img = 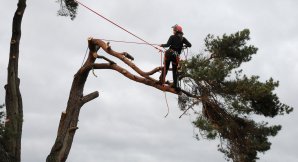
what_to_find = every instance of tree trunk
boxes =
[46,39,99,162]
[2,1,26,162]
[0,143,11,162]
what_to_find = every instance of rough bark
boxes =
[0,143,11,162]
[2,1,26,162]
[46,38,98,162]
[47,38,191,162]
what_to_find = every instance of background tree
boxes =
[1,0,26,162]
[1,1,75,161]
[178,29,293,162]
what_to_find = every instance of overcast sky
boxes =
[1,0,298,162]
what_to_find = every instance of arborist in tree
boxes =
[158,24,192,91]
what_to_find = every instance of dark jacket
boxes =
[161,33,192,54]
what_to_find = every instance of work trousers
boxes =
[160,50,180,88]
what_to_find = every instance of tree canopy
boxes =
[178,29,293,162]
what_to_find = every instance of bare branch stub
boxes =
[81,91,99,104]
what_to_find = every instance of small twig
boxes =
[179,107,193,118]
[97,55,116,64]
[180,89,202,100]
[92,68,98,77]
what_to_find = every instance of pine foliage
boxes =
[56,0,78,20]
[178,29,293,162]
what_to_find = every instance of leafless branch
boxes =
[91,39,158,82]
[81,91,99,104]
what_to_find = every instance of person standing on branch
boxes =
[158,24,192,91]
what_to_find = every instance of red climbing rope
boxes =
[74,0,162,52]
[98,38,159,46]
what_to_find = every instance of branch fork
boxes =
[88,38,184,94]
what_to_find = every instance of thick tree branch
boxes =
[145,66,163,75]
[92,63,178,94]
[90,38,157,81]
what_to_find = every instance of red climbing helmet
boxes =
[172,24,183,33]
